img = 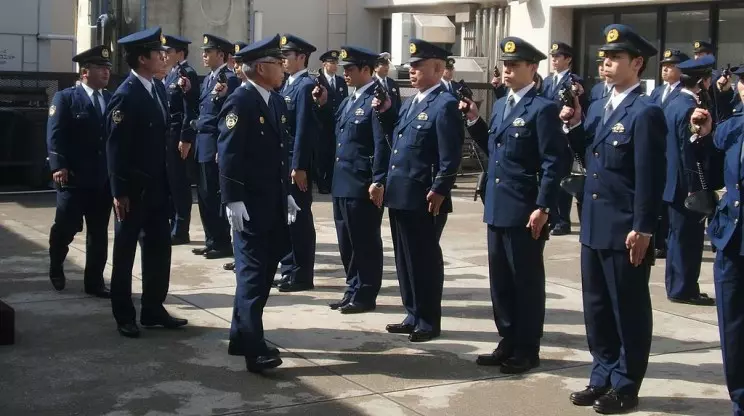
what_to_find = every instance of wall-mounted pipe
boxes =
[474,9,481,56]
[140,0,147,30]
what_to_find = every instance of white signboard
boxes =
[0,35,22,71]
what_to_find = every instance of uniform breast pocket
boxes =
[286,102,295,111]
[603,134,632,169]
[74,112,90,121]
[409,121,433,147]
[504,127,532,159]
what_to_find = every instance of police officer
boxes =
[275,34,320,292]
[376,39,463,342]
[561,24,666,413]
[163,35,199,245]
[46,45,112,298]
[374,52,402,115]
[192,34,241,260]
[218,34,298,373]
[660,55,717,307]
[692,40,735,123]
[320,46,390,314]
[315,49,348,194]
[107,27,188,338]
[441,58,456,93]
[589,50,613,106]
[691,69,744,416]
[462,37,564,373]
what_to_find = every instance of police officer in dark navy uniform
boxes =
[692,40,735,123]
[315,49,348,194]
[589,50,613,106]
[162,35,199,245]
[218,34,296,373]
[106,27,188,338]
[691,66,744,416]
[375,39,463,342]
[374,52,402,115]
[46,45,113,298]
[461,37,564,374]
[660,55,717,307]
[320,46,390,314]
[192,34,241,260]
[275,34,320,292]
[561,24,666,413]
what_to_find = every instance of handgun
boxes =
[454,79,473,114]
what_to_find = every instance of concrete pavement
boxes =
[0,178,732,415]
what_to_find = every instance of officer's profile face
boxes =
[376,62,389,78]
[737,78,744,103]
[442,68,454,81]
[409,59,443,90]
[82,64,110,89]
[661,63,681,83]
[282,51,306,74]
[137,50,164,77]
[503,61,537,90]
[597,64,605,78]
[324,61,338,74]
[154,51,168,80]
[202,48,224,68]
[342,65,366,87]
[165,48,179,68]
[255,59,285,89]
[602,51,643,85]
[550,54,571,72]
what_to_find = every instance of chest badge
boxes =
[281,115,287,124]
[355,108,364,116]
[512,118,525,127]
[392,88,397,92]
[49,105,56,116]
[225,113,238,130]
[259,116,265,124]
[112,110,123,124]
[284,96,291,104]
[417,112,428,121]
[611,123,625,133]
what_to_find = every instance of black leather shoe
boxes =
[329,295,351,310]
[386,323,415,334]
[246,356,283,373]
[228,344,280,357]
[570,386,609,406]
[85,286,111,299]
[655,249,667,259]
[500,355,540,374]
[140,314,188,329]
[668,293,715,306]
[409,329,440,342]
[204,248,233,259]
[476,343,513,366]
[272,275,290,287]
[277,281,314,292]
[593,390,639,414]
[192,246,210,255]
[550,226,571,236]
[117,322,140,338]
[49,267,66,291]
[339,302,376,314]
[223,262,235,271]
[171,235,191,245]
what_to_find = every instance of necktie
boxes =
[662,84,671,103]
[344,95,357,116]
[407,96,420,118]
[603,101,614,125]
[92,90,103,119]
[553,75,560,93]
[330,76,336,91]
[502,95,515,121]
[151,87,165,120]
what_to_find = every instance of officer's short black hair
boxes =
[628,52,648,77]
[173,47,189,59]
[124,47,158,70]
[345,62,374,75]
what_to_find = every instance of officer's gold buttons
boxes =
[495,178,500,184]
[593,173,598,179]
[340,128,344,132]
[736,201,740,208]
[592,193,598,200]
[392,165,396,170]
[594,152,599,157]
[280,143,284,148]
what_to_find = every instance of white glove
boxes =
[226,201,250,232]
[287,195,301,225]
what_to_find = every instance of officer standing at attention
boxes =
[107,27,188,338]
[321,46,390,314]
[374,53,402,115]
[461,37,564,373]
[163,35,199,246]
[375,39,463,342]
[589,50,613,106]
[218,34,298,373]
[46,45,113,298]
[192,34,241,260]
[692,40,734,123]
[691,71,744,416]
[560,24,666,413]
[661,55,716,306]
[441,58,456,93]
[315,50,348,194]
[275,34,320,292]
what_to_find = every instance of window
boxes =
[579,13,613,82]
[717,6,744,70]
[620,11,659,92]
[666,8,710,59]
[381,18,391,54]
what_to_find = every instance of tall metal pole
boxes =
[140,0,147,30]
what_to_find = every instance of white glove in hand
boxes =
[226,201,250,232]
[287,195,301,224]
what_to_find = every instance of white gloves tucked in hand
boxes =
[226,201,250,232]
[287,195,301,225]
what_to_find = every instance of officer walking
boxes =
[46,45,113,298]
[322,46,390,314]
[374,53,402,115]
[163,35,199,245]
[315,50,348,194]
[462,37,564,374]
[218,34,298,373]
[192,34,241,260]
[106,27,188,338]
[692,69,744,416]
[561,24,666,413]
[376,39,463,342]
[275,34,320,292]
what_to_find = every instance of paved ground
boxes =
[0,177,732,416]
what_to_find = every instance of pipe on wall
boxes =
[140,0,147,30]
[474,9,481,56]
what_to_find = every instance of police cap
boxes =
[235,34,284,64]
[163,35,191,50]
[677,55,716,79]
[72,45,112,67]
[117,27,168,52]
[279,34,317,54]
[320,50,341,63]
[499,37,547,63]
[338,46,378,67]
[549,41,573,57]
[407,38,449,64]
[660,49,690,65]
[692,40,715,54]
[600,24,657,57]
[201,34,234,54]
[445,57,456,70]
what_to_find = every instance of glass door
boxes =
[620,11,660,93]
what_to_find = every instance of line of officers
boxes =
[43,23,743,414]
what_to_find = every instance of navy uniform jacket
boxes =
[378,76,402,116]
[734,100,744,116]
[468,87,565,227]
[332,85,390,199]
[316,73,348,135]
[649,83,681,109]
[195,66,241,162]
[105,73,170,198]
[385,86,463,213]
[589,81,611,106]
[543,72,589,115]
[662,92,705,204]
[47,85,111,189]
[164,62,199,144]
[216,84,290,230]
[567,86,666,250]
[281,72,319,171]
